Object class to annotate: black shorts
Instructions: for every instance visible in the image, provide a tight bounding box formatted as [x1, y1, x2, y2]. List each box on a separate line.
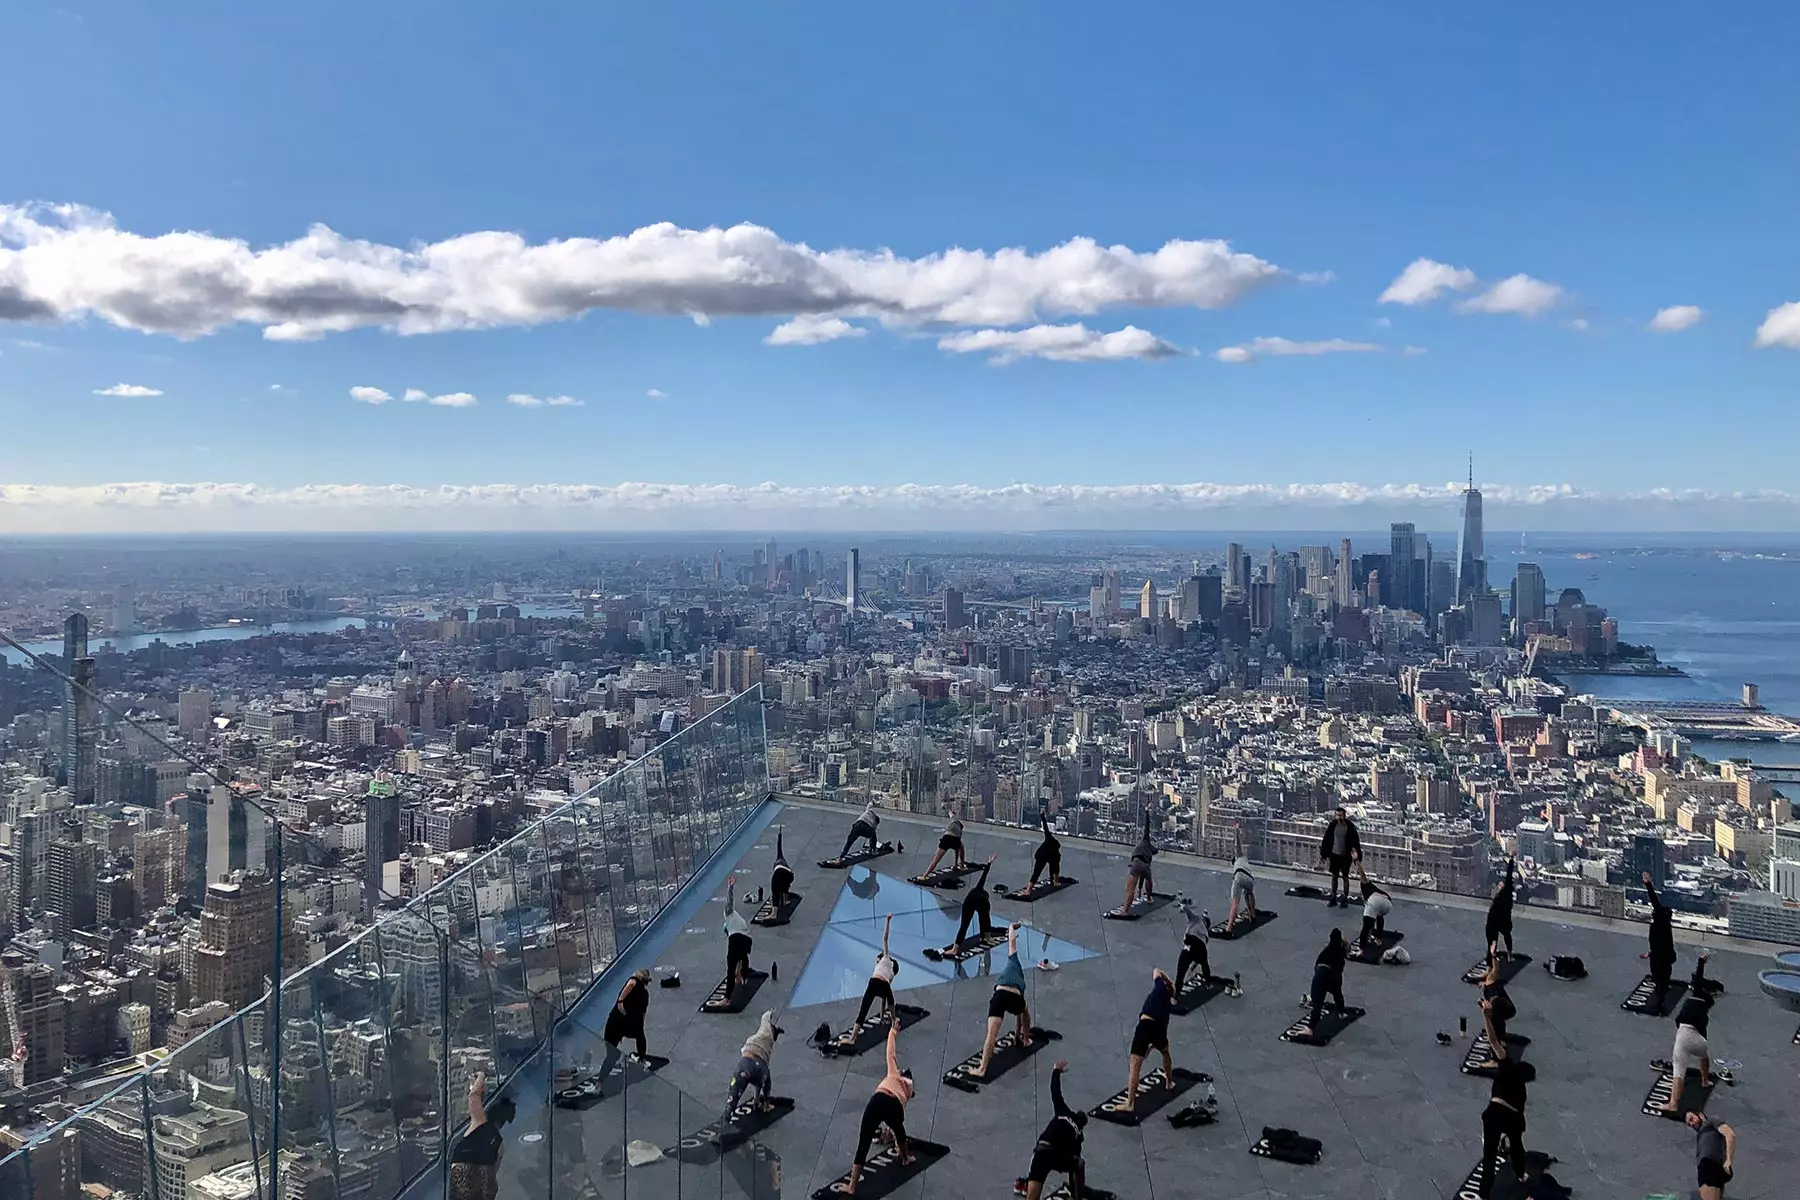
[1327, 853, 1352, 874]
[938, 834, 962, 851]
[1027, 1143, 1079, 1183]
[603, 1009, 642, 1046]
[989, 986, 1026, 1019]
[1130, 1017, 1169, 1058]
[1698, 1157, 1732, 1188]
[728, 932, 753, 962]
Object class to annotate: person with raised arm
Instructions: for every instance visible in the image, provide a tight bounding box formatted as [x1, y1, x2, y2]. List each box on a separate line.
[1027, 810, 1063, 890]
[919, 807, 967, 877]
[1225, 827, 1258, 930]
[945, 853, 999, 951]
[1474, 996, 1535, 1199]
[1486, 858, 1517, 960]
[839, 799, 882, 860]
[1122, 811, 1156, 912]
[1122, 968, 1178, 1113]
[970, 923, 1031, 1080]
[1173, 896, 1215, 990]
[855, 915, 900, 1027]
[769, 828, 794, 906]
[1644, 870, 1677, 1011]
[723, 875, 753, 990]
[1019, 1060, 1087, 1200]
[844, 1011, 916, 1196]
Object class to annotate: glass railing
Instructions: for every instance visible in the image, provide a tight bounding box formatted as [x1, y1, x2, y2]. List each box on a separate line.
[765, 691, 1800, 947]
[0, 685, 772, 1200]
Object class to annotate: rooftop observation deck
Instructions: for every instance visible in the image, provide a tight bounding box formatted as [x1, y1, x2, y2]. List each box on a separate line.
[500, 801, 1800, 1200]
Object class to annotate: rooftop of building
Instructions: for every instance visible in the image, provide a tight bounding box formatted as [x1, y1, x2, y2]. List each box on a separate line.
[484, 800, 1800, 1200]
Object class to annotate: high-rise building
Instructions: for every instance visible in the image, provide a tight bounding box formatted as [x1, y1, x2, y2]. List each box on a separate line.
[1225, 543, 1244, 594]
[1335, 538, 1354, 607]
[1626, 833, 1668, 889]
[942, 586, 967, 630]
[0, 951, 65, 1085]
[365, 782, 401, 915]
[60, 613, 93, 804]
[1512, 562, 1546, 627]
[1456, 467, 1487, 605]
[1139, 579, 1158, 620]
[192, 874, 276, 1011]
[1102, 569, 1120, 615]
[178, 688, 212, 743]
[44, 823, 97, 937]
[1197, 572, 1222, 621]
[1388, 523, 1416, 612]
[113, 584, 136, 635]
[845, 548, 860, 613]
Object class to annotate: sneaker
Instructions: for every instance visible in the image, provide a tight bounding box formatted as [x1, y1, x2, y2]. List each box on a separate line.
[1037, 958, 1061, 971]
[1435, 1031, 1454, 1046]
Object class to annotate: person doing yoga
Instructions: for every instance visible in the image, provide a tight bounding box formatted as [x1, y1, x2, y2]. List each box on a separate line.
[1318, 807, 1361, 908]
[1356, 863, 1393, 955]
[1173, 897, 1214, 990]
[1020, 1061, 1087, 1200]
[1122, 812, 1156, 912]
[1296, 929, 1348, 1040]
[597, 968, 653, 1087]
[856, 916, 900, 1027]
[1662, 954, 1718, 1116]
[1225, 828, 1257, 929]
[971, 924, 1032, 1080]
[1123, 968, 1177, 1113]
[1644, 870, 1678, 1010]
[1475, 997, 1534, 1199]
[769, 828, 794, 906]
[1486, 858, 1517, 959]
[1028, 811, 1064, 889]
[919, 809, 967, 876]
[721, 1010, 783, 1125]
[844, 1013, 915, 1196]
[946, 854, 999, 951]
[1470, 951, 1518, 1069]
[723, 876, 753, 990]
[840, 801, 882, 860]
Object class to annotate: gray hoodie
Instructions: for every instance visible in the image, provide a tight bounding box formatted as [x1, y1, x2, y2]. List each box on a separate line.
[1176, 898, 1211, 942]
[858, 802, 879, 829]
[741, 1011, 779, 1061]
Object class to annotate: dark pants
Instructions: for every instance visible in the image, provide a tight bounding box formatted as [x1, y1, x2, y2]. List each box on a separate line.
[841, 821, 878, 858]
[1486, 916, 1513, 957]
[1030, 841, 1060, 886]
[724, 1054, 771, 1121]
[1478, 1102, 1526, 1198]
[771, 865, 793, 904]
[954, 893, 993, 946]
[856, 977, 895, 1026]
[1176, 935, 1211, 989]
[600, 1010, 646, 1081]
[1359, 914, 1386, 953]
[1308, 963, 1344, 1031]
[1650, 950, 1676, 1009]
[728, 932, 753, 984]
[1326, 854, 1351, 898]
[854, 1090, 908, 1166]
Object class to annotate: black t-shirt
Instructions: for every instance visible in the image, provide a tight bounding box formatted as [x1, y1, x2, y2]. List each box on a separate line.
[1488, 1054, 1531, 1111]
[1676, 994, 1712, 1036]
[619, 980, 649, 1020]
[452, 1121, 503, 1165]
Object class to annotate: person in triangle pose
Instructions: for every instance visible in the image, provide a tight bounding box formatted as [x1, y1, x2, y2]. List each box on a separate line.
[769, 829, 794, 907]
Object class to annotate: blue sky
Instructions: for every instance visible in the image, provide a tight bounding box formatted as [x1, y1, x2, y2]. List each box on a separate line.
[1, 3, 1797, 531]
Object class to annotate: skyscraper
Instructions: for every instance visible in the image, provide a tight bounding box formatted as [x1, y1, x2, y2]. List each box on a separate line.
[365, 780, 401, 916]
[1456, 466, 1487, 604]
[1388, 523, 1416, 612]
[1139, 579, 1158, 620]
[845, 548, 860, 613]
[1512, 562, 1546, 627]
[1336, 538, 1354, 607]
[59, 614, 93, 803]
[192, 874, 276, 1011]
[1225, 543, 1244, 594]
[942, 586, 966, 631]
[113, 584, 135, 635]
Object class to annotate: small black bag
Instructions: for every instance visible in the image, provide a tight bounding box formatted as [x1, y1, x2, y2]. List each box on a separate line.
[1545, 955, 1586, 980]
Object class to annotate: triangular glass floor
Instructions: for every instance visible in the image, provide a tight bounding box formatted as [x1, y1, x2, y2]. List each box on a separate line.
[787, 868, 1101, 1008]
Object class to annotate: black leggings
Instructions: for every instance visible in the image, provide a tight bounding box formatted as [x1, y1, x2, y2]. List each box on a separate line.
[1326, 854, 1351, 896]
[1176, 935, 1210, 989]
[954, 892, 993, 945]
[727, 933, 753, 983]
[771, 865, 793, 903]
[1650, 950, 1675, 1002]
[1486, 917, 1513, 957]
[1359, 913, 1386, 950]
[841, 821, 879, 858]
[1030, 841, 1061, 886]
[1308, 963, 1344, 1031]
[854, 1090, 908, 1166]
[1478, 1103, 1526, 1198]
[856, 977, 894, 1026]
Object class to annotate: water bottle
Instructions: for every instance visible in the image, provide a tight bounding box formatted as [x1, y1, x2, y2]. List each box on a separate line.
[1205, 1081, 1217, 1108]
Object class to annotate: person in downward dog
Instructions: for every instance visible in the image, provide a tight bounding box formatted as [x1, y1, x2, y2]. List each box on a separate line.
[839, 800, 883, 860]
[918, 809, 967, 877]
[721, 1010, 783, 1125]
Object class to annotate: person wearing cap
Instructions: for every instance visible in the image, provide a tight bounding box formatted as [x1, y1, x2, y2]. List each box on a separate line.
[597, 968, 653, 1086]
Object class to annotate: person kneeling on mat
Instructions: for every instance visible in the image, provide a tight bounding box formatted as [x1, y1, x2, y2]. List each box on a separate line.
[723, 876, 753, 990]
[1486, 858, 1518, 960]
[946, 854, 999, 951]
[1028, 811, 1064, 889]
[1355, 863, 1392, 955]
[1319, 807, 1361, 908]
[846, 1012, 915, 1196]
[1644, 870, 1678, 1011]
[972, 923, 1032, 1080]
[1225, 829, 1257, 929]
[920, 809, 967, 877]
[1685, 1111, 1733, 1200]
[1476, 997, 1534, 1199]
[1124, 968, 1177, 1112]
[1122, 812, 1156, 912]
[1173, 897, 1215, 991]
[840, 800, 883, 861]
[1471, 950, 1517, 1069]
[598, 968, 653, 1085]
[770, 829, 794, 906]
[1021, 1060, 1087, 1200]
[1297, 929, 1348, 1040]
[856, 916, 900, 1027]
[722, 1010, 784, 1125]
[1662, 955, 1717, 1116]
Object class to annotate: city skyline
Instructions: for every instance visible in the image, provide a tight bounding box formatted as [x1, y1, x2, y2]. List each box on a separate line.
[2, 4, 1798, 525]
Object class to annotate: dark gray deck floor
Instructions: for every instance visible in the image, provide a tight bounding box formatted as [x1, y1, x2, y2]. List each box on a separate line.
[504, 802, 1800, 1199]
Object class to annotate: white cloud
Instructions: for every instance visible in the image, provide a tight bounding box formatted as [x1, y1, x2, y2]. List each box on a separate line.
[1757, 302, 1800, 349]
[349, 386, 392, 404]
[1402, 345, 1428, 356]
[268, 383, 287, 392]
[1457, 274, 1564, 317]
[402, 388, 428, 402]
[1648, 305, 1704, 333]
[423, 391, 476, 408]
[1379, 259, 1477, 306]
[506, 393, 583, 408]
[765, 314, 866, 346]
[1567, 317, 1590, 331]
[646, 388, 666, 399]
[1, 479, 1796, 533]
[1213, 336, 1383, 363]
[93, 383, 162, 397]
[937, 323, 1180, 364]
[0, 201, 1287, 341]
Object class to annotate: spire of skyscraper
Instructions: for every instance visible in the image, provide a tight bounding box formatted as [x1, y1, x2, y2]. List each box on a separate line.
[1456, 461, 1486, 605]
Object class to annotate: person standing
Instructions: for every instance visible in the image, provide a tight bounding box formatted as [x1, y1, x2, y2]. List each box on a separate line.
[856, 916, 900, 1027]
[1644, 870, 1678, 1011]
[844, 1013, 916, 1196]
[1123, 968, 1177, 1113]
[971, 923, 1032, 1080]
[919, 809, 967, 876]
[723, 875, 753, 990]
[1475, 997, 1534, 1199]
[1296, 929, 1348, 1040]
[1027, 811, 1064, 889]
[1486, 858, 1517, 960]
[598, 968, 653, 1085]
[1685, 1111, 1734, 1200]
[722, 1010, 783, 1125]
[1019, 1061, 1087, 1200]
[1318, 807, 1361, 907]
[1661, 955, 1717, 1116]
[839, 800, 882, 860]
[1173, 896, 1215, 991]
